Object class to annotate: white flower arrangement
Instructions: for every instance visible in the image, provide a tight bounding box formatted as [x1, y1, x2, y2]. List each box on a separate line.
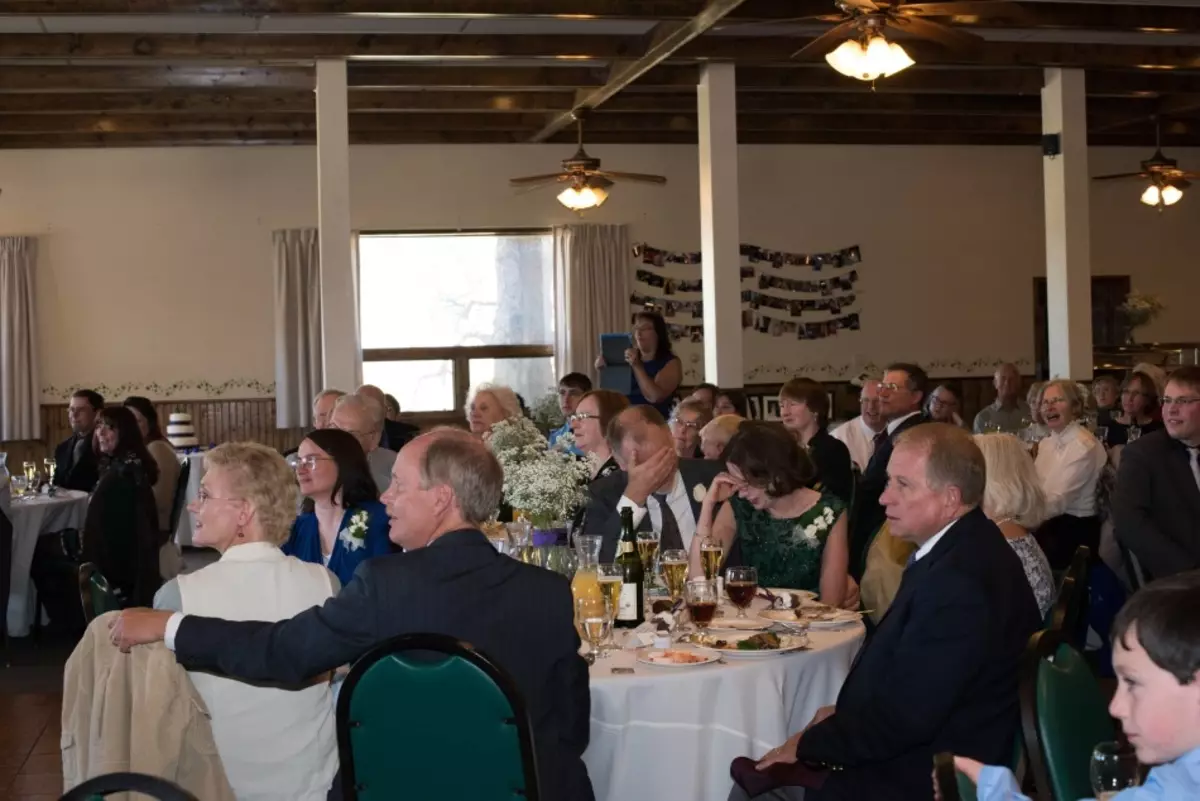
[529, 390, 566, 433]
[338, 509, 371, 552]
[793, 505, 836, 550]
[487, 417, 591, 529]
[1119, 291, 1165, 330]
[552, 429, 579, 454]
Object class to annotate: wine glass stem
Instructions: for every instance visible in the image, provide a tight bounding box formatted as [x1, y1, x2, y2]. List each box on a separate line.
[737, 606, 747, 619]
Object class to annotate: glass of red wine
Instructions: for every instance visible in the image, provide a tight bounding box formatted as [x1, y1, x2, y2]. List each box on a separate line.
[725, 566, 758, 619]
[685, 579, 719, 636]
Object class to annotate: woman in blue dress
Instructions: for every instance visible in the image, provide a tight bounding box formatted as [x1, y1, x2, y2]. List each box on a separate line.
[283, 428, 391, 586]
[595, 310, 682, 419]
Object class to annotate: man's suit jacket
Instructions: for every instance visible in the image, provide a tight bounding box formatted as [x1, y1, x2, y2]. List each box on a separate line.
[581, 459, 723, 562]
[1112, 429, 1200, 580]
[850, 413, 929, 577]
[383, 419, 419, 452]
[53, 433, 100, 493]
[796, 507, 1041, 801]
[172, 530, 592, 801]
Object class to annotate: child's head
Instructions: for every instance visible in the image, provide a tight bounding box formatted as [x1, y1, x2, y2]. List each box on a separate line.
[1110, 572, 1200, 765]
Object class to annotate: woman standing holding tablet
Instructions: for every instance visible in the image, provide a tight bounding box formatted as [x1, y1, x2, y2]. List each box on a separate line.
[595, 310, 682, 419]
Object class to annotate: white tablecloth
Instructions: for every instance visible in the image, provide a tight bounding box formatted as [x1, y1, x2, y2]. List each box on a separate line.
[173, 452, 206, 547]
[584, 615, 865, 801]
[6, 490, 90, 637]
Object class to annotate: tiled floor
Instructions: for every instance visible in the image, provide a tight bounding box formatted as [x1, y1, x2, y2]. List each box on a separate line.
[0, 693, 62, 801]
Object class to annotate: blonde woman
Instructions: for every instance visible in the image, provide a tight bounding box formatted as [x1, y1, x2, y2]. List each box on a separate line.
[154, 443, 338, 801]
[699, 414, 745, 461]
[466, 383, 524, 438]
[974, 433, 1056, 617]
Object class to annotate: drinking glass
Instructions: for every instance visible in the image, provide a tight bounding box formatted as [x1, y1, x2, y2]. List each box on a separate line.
[1091, 741, 1140, 800]
[43, 457, 57, 486]
[660, 549, 688, 602]
[685, 579, 719, 635]
[595, 564, 623, 654]
[1095, 427, 1109, 446]
[636, 529, 660, 584]
[725, 565, 759, 618]
[1127, 425, 1142, 443]
[700, 536, 724, 580]
[546, 546, 579, 580]
[576, 595, 614, 665]
[10, 475, 28, 499]
[22, 461, 37, 488]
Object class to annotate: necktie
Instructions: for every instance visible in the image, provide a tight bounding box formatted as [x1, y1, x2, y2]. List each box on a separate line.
[872, 430, 888, 455]
[651, 492, 684, 551]
[1189, 448, 1200, 495]
[904, 551, 918, 570]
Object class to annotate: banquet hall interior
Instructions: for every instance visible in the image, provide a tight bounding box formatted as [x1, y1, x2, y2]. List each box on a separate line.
[1, 1, 1200, 799]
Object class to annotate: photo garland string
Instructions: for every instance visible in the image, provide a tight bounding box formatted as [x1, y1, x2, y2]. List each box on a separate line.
[630, 241, 863, 342]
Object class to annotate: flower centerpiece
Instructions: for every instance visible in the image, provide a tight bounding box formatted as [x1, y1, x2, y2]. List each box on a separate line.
[529, 390, 566, 435]
[487, 416, 591, 544]
[1119, 291, 1165, 344]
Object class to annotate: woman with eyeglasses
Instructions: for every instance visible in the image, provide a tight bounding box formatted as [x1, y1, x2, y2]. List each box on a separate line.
[153, 442, 338, 801]
[594, 310, 683, 419]
[568, 389, 630, 480]
[1103, 370, 1164, 449]
[282, 428, 391, 586]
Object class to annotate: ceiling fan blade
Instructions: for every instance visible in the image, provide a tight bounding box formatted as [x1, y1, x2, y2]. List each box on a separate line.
[1167, 177, 1192, 190]
[715, 13, 847, 32]
[898, 1, 1027, 18]
[509, 173, 569, 186]
[593, 170, 668, 184]
[891, 14, 983, 50]
[845, 0, 881, 10]
[791, 20, 860, 60]
[1091, 172, 1150, 181]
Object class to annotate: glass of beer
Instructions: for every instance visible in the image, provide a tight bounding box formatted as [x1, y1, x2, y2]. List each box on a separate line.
[596, 563, 623, 654]
[660, 549, 688, 602]
[700, 536, 724, 580]
[43, 458, 57, 486]
[636, 529, 660, 582]
[725, 565, 758, 618]
[685, 579, 719, 635]
[576, 595, 614, 664]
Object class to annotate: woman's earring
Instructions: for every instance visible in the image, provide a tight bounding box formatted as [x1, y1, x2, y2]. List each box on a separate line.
[236, 526, 246, 539]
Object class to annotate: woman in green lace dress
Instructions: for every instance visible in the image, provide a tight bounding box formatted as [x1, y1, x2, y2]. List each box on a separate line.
[688, 421, 850, 607]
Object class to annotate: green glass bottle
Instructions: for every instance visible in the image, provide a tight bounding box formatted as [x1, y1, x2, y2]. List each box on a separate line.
[614, 507, 645, 628]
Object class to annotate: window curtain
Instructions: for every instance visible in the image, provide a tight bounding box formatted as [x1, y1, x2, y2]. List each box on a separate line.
[273, 229, 322, 429]
[0, 237, 39, 441]
[553, 224, 630, 380]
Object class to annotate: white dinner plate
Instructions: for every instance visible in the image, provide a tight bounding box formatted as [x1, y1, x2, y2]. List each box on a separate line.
[707, 616, 771, 632]
[636, 646, 722, 668]
[697, 633, 810, 658]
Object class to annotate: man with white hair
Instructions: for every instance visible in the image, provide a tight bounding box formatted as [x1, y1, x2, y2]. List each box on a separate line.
[311, 389, 345, 430]
[330, 394, 396, 496]
[357, 384, 419, 451]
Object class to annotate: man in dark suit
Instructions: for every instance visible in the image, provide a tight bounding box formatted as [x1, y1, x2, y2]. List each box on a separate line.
[581, 405, 722, 562]
[110, 429, 592, 801]
[1113, 366, 1200, 580]
[736, 424, 1040, 801]
[357, 383, 419, 451]
[850, 363, 930, 577]
[53, 389, 103, 492]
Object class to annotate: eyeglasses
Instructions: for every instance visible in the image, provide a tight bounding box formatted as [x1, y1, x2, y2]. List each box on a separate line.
[880, 382, 905, 392]
[196, 488, 244, 505]
[1162, 396, 1200, 408]
[568, 412, 600, 423]
[670, 418, 701, 430]
[287, 454, 335, 472]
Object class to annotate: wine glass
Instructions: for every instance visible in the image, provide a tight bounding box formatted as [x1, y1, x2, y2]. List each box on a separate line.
[595, 563, 623, 654]
[1091, 741, 1139, 800]
[636, 529, 660, 584]
[22, 461, 37, 489]
[685, 579, 719, 636]
[43, 457, 57, 486]
[660, 548, 688, 602]
[1127, 425, 1142, 444]
[700, 536, 724, 580]
[576, 595, 614, 665]
[725, 565, 759, 619]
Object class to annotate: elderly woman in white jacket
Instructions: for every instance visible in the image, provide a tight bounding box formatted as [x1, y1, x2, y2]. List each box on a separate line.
[154, 442, 339, 801]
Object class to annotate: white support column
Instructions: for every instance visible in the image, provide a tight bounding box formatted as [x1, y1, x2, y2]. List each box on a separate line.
[697, 63, 743, 388]
[316, 59, 361, 391]
[1042, 67, 1093, 381]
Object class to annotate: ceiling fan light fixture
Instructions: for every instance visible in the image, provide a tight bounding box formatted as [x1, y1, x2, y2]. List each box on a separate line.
[1161, 184, 1184, 206]
[557, 184, 608, 211]
[824, 35, 914, 82]
[1140, 185, 1161, 207]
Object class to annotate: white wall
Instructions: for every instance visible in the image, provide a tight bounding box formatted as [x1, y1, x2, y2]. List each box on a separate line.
[3, 142, 1196, 401]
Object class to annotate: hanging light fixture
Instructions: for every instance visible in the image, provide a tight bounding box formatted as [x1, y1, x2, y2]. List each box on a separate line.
[1140, 181, 1184, 208]
[557, 183, 609, 211]
[825, 34, 914, 82]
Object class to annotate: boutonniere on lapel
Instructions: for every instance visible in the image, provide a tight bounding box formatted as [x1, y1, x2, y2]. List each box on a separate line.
[338, 510, 370, 552]
[692, 484, 707, 504]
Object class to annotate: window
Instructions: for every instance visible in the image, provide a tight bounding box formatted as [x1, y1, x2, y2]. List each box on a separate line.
[359, 231, 556, 415]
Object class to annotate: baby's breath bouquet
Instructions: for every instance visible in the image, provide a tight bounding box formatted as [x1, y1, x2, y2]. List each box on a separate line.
[1119, 291, 1165, 342]
[487, 416, 589, 529]
[529, 390, 566, 434]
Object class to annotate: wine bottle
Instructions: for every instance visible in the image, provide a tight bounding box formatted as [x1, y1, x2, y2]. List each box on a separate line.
[614, 507, 645, 628]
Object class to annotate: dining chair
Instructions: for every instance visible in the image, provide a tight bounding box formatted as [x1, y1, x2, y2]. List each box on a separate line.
[167, 458, 192, 541]
[1019, 629, 1116, 801]
[77, 563, 122, 625]
[336, 632, 540, 801]
[60, 771, 198, 800]
[1045, 545, 1089, 647]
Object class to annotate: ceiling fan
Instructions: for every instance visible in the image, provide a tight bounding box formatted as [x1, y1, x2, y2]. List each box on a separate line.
[725, 0, 1026, 82]
[1093, 118, 1198, 210]
[509, 111, 666, 211]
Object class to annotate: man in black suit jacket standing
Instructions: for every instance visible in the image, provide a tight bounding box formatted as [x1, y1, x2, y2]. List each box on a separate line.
[736, 424, 1040, 801]
[1113, 366, 1200, 580]
[111, 428, 593, 801]
[581, 405, 722, 562]
[53, 389, 103, 492]
[850, 363, 930, 577]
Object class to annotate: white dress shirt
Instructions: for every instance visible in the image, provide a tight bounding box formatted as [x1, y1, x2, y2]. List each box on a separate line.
[831, 416, 881, 472]
[615, 470, 698, 552]
[1035, 421, 1107, 518]
[913, 519, 955, 563]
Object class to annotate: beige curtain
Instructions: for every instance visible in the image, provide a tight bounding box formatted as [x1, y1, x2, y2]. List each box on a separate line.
[0, 237, 39, 441]
[273, 229, 322, 429]
[553, 224, 630, 380]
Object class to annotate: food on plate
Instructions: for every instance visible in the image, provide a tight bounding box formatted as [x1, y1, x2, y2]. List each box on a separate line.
[646, 649, 711, 665]
[697, 631, 784, 650]
[771, 592, 803, 610]
[796, 603, 840, 621]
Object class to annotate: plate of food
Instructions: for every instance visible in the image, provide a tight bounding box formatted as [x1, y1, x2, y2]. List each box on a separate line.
[794, 603, 863, 629]
[690, 631, 809, 658]
[707, 616, 771, 632]
[763, 589, 818, 610]
[636, 646, 722, 668]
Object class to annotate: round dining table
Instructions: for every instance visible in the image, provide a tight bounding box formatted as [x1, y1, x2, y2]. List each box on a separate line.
[583, 603, 865, 801]
[7, 489, 90, 637]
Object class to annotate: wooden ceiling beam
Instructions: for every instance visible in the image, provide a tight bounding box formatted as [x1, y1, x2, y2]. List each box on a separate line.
[0, 65, 312, 91]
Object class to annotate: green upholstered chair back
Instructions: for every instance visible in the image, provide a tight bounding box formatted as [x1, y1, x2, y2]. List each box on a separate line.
[60, 771, 198, 799]
[77, 563, 122, 624]
[1020, 630, 1116, 801]
[336, 633, 540, 801]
